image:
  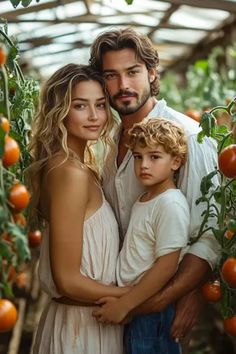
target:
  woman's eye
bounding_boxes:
[97,103,106,109]
[74,104,85,109]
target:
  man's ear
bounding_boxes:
[148,68,156,83]
[172,156,182,171]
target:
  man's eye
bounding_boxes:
[104,73,116,80]
[128,70,139,76]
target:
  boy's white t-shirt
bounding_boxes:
[116,189,190,286]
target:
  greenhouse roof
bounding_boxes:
[1,0,236,78]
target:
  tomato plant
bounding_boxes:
[191,97,236,335]
[0,23,39,306]
[0,298,17,332]
[201,280,222,303]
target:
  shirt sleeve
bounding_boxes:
[178,134,221,269]
[153,197,190,259]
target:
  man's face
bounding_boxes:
[102,48,155,116]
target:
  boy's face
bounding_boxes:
[132,144,181,188]
[101,48,155,115]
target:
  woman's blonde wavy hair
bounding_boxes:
[27,63,116,226]
[127,118,188,165]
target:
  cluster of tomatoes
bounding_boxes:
[202,256,236,336]
[0,116,42,333]
[201,137,236,337]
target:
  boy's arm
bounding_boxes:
[134,253,211,314]
[93,250,180,323]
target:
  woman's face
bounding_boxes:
[65,80,108,145]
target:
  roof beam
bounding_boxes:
[83,0,92,14]
[1,0,83,17]
[159,0,236,12]
[5,17,213,33]
[149,3,179,37]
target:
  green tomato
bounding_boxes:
[227,219,236,233]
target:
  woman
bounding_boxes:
[28,64,128,354]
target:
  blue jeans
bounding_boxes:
[124,304,181,354]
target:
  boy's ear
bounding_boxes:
[172,156,182,171]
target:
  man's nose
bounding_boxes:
[119,74,129,90]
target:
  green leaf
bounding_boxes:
[200,170,218,195]
[21,0,33,7]
[2,281,13,298]
[6,222,31,264]
[10,0,21,8]
[197,130,205,143]
[0,241,13,260]
[125,0,133,4]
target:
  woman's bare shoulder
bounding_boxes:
[44,156,90,190]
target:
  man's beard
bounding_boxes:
[109,87,151,115]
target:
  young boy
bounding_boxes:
[93,118,190,354]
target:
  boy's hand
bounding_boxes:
[92,296,128,324]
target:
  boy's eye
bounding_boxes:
[151,155,160,159]
[133,155,142,160]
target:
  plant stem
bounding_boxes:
[0,66,10,120]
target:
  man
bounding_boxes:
[90,28,219,343]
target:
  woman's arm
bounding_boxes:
[93,250,180,323]
[47,163,128,302]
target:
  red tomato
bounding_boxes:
[201,280,222,302]
[0,117,10,133]
[9,183,30,212]
[185,109,201,122]
[28,230,42,248]
[225,229,234,240]
[221,257,236,288]
[224,315,236,337]
[2,136,20,168]
[0,299,17,332]
[0,47,6,66]
[218,144,236,178]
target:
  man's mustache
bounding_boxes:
[113,90,137,100]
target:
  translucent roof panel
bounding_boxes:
[170,5,230,30]
[0,0,235,78]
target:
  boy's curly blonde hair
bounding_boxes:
[127,118,188,165]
